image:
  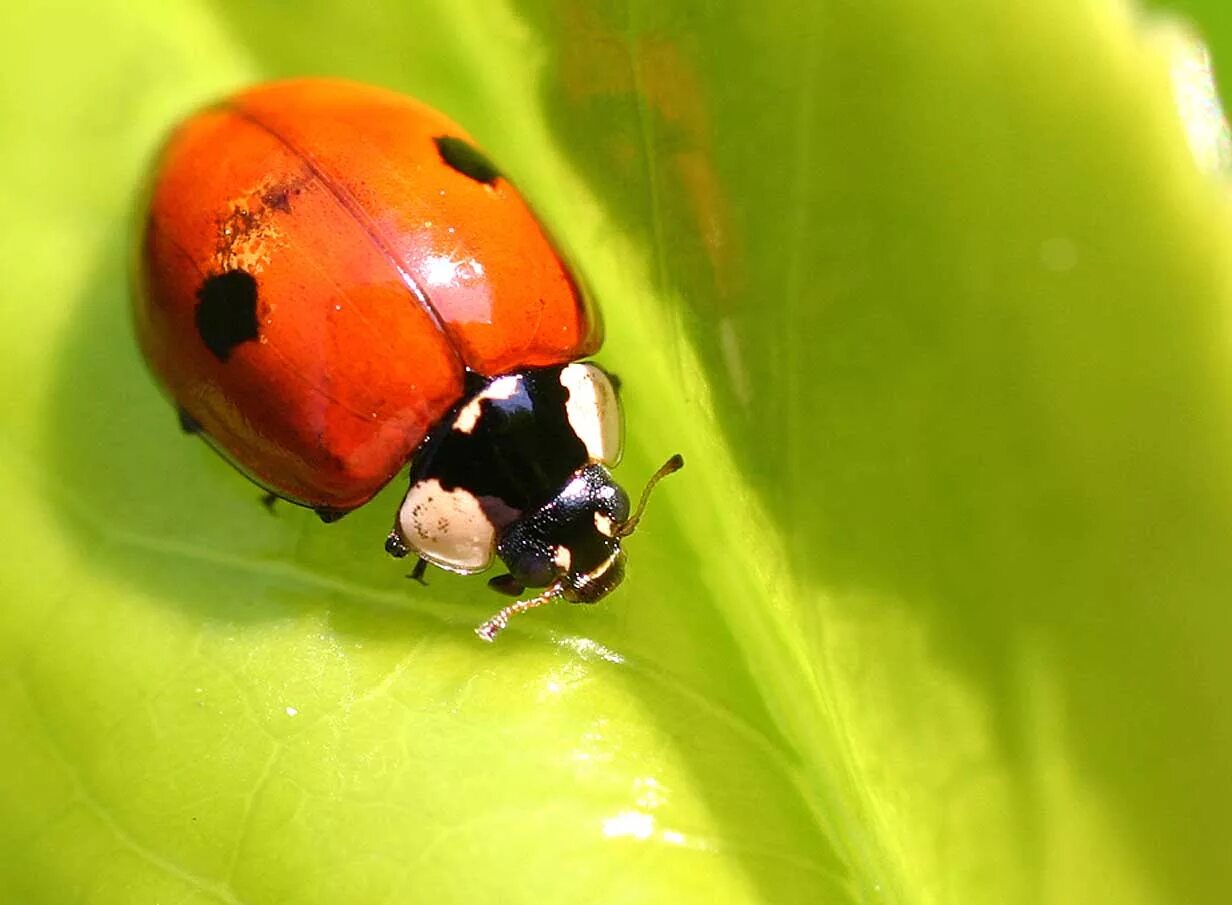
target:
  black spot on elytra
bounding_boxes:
[195,270,259,362]
[434,135,501,186]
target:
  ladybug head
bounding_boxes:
[476,455,684,641]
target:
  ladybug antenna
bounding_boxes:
[476,583,564,642]
[616,453,684,538]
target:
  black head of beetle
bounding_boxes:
[495,463,630,603]
[476,453,684,641]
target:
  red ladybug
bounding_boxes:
[133,79,681,639]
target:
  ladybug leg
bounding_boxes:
[487,573,525,597]
[315,507,345,523]
[385,530,409,558]
[408,557,429,585]
[177,407,202,435]
[386,533,430,584]
[260,492,279,513]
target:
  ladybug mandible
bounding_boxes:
[133,78,682,640]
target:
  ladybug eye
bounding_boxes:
[434,135,501,186]
[195,269,260,362]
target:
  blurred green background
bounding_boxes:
[2,0,1232,902]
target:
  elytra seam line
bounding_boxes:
[228,103,468,373]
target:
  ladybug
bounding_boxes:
[133,78,682,640]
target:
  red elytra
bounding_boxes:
[134,79,601,512]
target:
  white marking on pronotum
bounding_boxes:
[559,363,622,463]
[398,478,496,573]
[594,512,615,537]
[454,373,520,434]
[553,545,573,573]
[454,398,484,435]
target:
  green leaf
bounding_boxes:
[3,1,1232,903]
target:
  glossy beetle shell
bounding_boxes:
[134,79,600,511]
